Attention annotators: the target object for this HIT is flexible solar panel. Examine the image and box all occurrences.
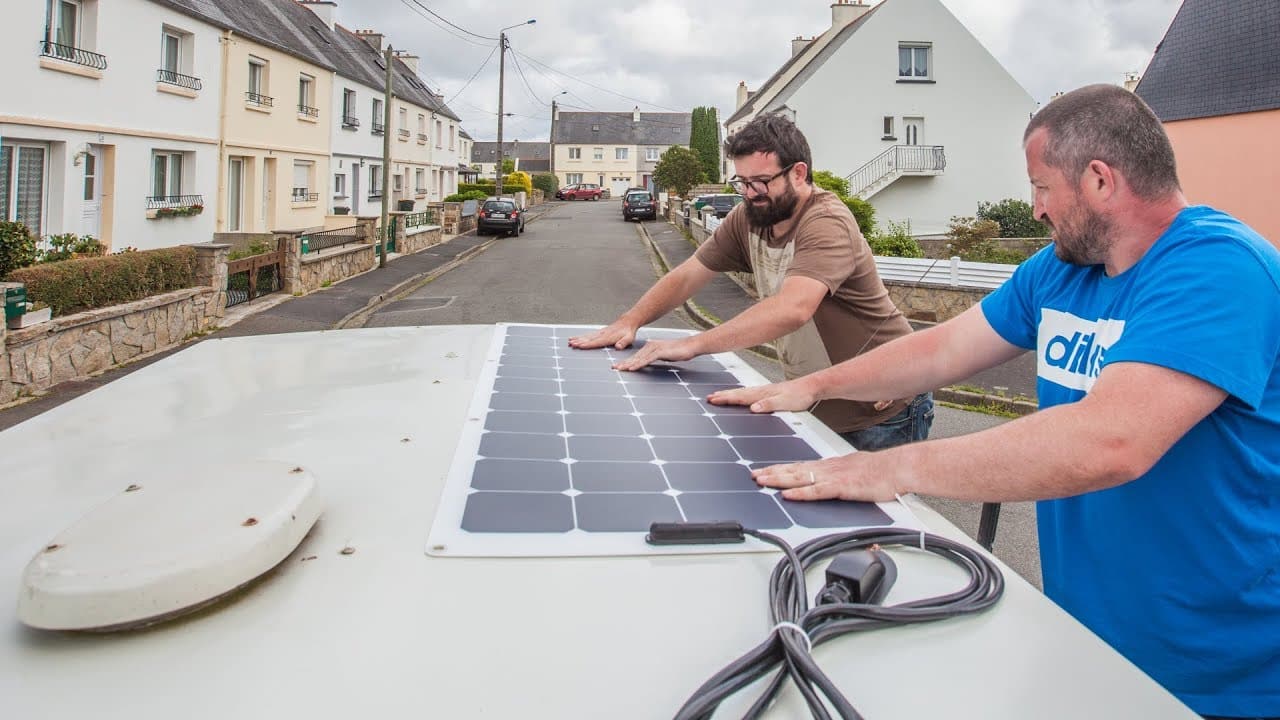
[427,324,919,557]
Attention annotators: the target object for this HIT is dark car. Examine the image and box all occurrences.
[622,190,656,221]
[694,193,744,219]
[476,199,524,236]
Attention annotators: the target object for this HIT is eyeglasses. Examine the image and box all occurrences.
[727,162,797,195]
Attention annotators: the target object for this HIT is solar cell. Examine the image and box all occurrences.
[427,324,919,557]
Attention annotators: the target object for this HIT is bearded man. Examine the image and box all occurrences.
[570,113,932,450]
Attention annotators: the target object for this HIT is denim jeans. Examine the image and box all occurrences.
[838,393,934,451]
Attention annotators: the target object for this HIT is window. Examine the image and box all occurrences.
[371,98,384,134]
[393,173,403,193]
[646,147,660,161]
[298,74,316,116]
[417,114,426,141]
[151,151,184,198]
[568,147,581,159]
[449,125,455,150]
[292,160,313,201]
[435,119,443,148]
[342,89,357,126]
[55,0,81,49]
[162,31,180,74]
[615,148,628,161]
[398,108,408,138]
[333,173,346,198]
[0,144,48,236]
[882,116,896,139]
[898,43,931,79]
[593,147,603,161]
[566,173,583,184]
[248,57,265,95]
[369,165,382,197]
[415,168,425,193]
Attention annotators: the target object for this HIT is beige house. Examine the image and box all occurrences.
[551,106,691,196]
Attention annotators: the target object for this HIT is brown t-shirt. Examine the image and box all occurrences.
[694,188,912,432]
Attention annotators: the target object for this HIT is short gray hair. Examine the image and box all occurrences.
[1024,84,1180,200]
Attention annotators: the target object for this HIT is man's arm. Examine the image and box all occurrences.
[567,257,717,350]
[753,360,1228,504]
[612,275,828,370]
[708,304,1024,411]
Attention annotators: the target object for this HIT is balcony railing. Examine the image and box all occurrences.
[245,91,273,107]
[291,188,319,202]
[398,129,410,138]
[146,194,204,210]
[39,40,108,70]
[156,68,201,90]
[371,121,385,135]
[341,114,360,129]
[298,104,319,117]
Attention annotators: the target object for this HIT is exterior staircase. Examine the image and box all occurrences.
[845,145,946,199]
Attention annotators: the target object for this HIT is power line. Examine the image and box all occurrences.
[445,44,498,102]
[513,50,683,112]
[405,0,496,41]
[396,0,494,48]
[508,50,547,107]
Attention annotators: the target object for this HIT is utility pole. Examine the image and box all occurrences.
[379,44,393,269]
[549,99,556,179]
[495,32,507,196]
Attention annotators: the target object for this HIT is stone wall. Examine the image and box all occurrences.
[299,244,376,293]
[0,243,226,405]
[916,236,1048,260]
[399,225,443,254]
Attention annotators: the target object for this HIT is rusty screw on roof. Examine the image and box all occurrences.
[242,518,259,527]
[290,466,304,474]
[340,546,356,556]
[125,484,142,492]
[44,544,62,553]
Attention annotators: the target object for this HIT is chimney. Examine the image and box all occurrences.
[633,105,641,122]
[1122,71,1141,92]
[830,0,872,30]
[791,35,812,57]
[736,81,749,111]
[395,52,419,74]
[297,1,336,31]
[552,100,560,121]
[354,29,383,53]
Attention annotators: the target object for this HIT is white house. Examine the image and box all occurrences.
[1,0,221,251]
[725,0,1036,235]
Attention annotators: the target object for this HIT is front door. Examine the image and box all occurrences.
[904,117,924,146]
[352,166,361,216]
[80,145,101,238]
[261,157,276,232]
[228,157,244,232]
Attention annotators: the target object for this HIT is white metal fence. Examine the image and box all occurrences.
[873,256,1016,290]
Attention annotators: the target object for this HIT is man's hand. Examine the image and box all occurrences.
[612,338,698,371]
[706,380,816,414]
[568,322,638,350]
[752,454,899,503]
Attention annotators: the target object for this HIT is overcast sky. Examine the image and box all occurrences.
[331,0,1183,142]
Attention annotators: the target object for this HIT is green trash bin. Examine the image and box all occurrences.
[2,283,28,321]
[300,237,310,254]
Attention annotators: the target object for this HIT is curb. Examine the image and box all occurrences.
[334,237,495,329]
[637,219,1038,415]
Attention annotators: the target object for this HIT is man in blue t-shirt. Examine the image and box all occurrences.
[708,84,1279,719]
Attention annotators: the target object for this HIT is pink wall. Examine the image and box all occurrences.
[1164,109,1280,247]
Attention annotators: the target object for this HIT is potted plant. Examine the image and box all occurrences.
[7,301,51,329]
[333,206,351,215]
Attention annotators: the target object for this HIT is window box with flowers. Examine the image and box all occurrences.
[146,195,205,220]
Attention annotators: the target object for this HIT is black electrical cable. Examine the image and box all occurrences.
[671,527,1005,720]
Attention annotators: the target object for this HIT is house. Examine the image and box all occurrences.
[724,0,1036,236]
[551,106,692,197]
[471,141,550,181]
[1134,0,1280,245]
[1,0,224,250]
[458,130,478,184]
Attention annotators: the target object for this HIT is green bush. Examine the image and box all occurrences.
[6,246,197,317]
[868,220,923,258]
[812,170,850,198]
[228,238,273,261]
[531,173,558,194]
[39,234,105,263]
[444,190,489,203]
[977,198,1049,238]
[503,171,533,196]
[842,197,878,238]
[459,182,496,196]
[946,216,1002,256]
[959,240,1031,265]
[0,221,38,276]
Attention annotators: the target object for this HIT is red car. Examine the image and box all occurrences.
[560,183,602,201]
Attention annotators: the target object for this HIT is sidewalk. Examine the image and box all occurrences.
[635,220,1038,414]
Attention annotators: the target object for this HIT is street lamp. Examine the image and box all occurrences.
[496,19,535,196]
[549,90,567,180]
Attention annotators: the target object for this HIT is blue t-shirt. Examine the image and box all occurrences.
[981,206,1280,717]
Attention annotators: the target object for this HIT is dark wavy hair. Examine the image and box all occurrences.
[726,113,814,184]
[1024,84,1180,200]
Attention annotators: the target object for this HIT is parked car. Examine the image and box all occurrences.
[476,199,525,236]
[554,183,579,200]
[693,193,744,219]
[622,190,657,221]
[560,183,603,201]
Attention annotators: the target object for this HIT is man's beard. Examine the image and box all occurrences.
[744,181,799,228]
[1048,199,1113,267]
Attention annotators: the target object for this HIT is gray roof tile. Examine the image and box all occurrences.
[1136,0,1280,121]
[553,112,691,145]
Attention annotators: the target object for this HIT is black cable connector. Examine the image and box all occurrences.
[817,548,897,606]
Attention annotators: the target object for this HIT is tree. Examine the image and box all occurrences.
[811,170,850,198]
[977,198,1049,238]
[653,146,704,198]
[688,106,720,184]
[501,158,515,174]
